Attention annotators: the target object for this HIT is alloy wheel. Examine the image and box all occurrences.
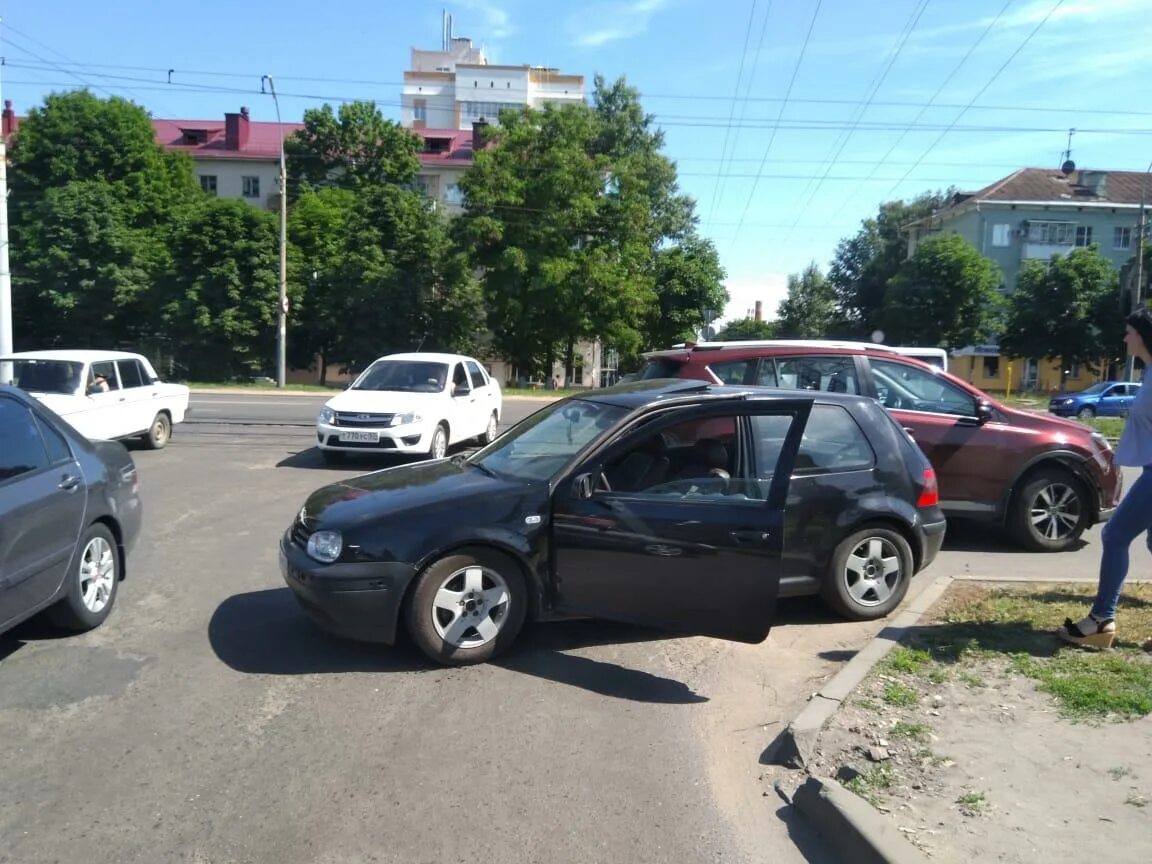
[430,564,511,649]
[79,536,116,614]
[1029,481,1082,541]
[842,537,902,607]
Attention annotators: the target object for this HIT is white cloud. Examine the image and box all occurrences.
[571,0,670,48]
[449,0,516,40]
[717,273,789,327]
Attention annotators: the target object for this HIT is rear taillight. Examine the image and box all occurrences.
[916,468,938,508]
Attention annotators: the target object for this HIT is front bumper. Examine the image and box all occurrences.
[279,534,417,643]
[315,421,430,454]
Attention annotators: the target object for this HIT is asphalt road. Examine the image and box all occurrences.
[1,392,1145,864]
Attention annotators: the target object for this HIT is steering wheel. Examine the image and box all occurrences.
[596,472,612,493]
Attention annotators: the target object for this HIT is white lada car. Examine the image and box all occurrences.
[316,353,502,463]
[0,349,190,449]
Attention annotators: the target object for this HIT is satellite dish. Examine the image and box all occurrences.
[1061,159,1076,176]
[870,330,885,344]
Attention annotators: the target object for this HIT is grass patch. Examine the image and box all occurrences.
[844,764,897,805]
[959,672,986,689]
[928,667,949,684]
[913,583,1152,720]
[186,381,337,392]
[956,790,988,816]
[883,682,919,706]
[890,721,930,741]
[883,647,932,675]
[854,698,880,711]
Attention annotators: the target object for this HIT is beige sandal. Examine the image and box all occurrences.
[1059,615,1117,649]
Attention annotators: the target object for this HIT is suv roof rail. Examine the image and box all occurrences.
[670,339,948,357]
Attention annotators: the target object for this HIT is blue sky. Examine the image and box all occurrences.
[4,0,1152,324]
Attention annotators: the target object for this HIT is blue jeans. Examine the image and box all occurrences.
[1093,465,1152,621]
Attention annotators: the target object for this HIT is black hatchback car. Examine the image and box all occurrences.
[0,385,142,637]
[280,380,946,666]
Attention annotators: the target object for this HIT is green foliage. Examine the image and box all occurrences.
[647,234,728,348]
[715,317,778,341]
[999,246,1121,385]
[286,101,422,196]
[881,233,1004,348]
[160,198,287,380]
[828,190,954,337]
[776,263,836,337]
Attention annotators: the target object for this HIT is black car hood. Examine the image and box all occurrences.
[303,458,527,529]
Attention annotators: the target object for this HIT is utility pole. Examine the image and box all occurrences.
[262,75,288,389]
[0,16,13,357]
[1127,161,1151,382]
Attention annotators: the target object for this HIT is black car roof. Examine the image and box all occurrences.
[573,378,871,410]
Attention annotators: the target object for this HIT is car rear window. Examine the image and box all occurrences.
[795,405,874,472]
[639,358,686,379]
[707,359,753,385]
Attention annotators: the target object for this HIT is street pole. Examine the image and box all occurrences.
[0,16,14,357]
[1126,161,1151,382]
[263,75,288,389]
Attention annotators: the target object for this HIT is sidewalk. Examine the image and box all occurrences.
[771,576,1152,863]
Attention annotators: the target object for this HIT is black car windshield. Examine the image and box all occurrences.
[468,398,629,481]
[1,359,84,395]
[352,360,449,393]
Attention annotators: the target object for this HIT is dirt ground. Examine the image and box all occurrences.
[793,583,1152,863]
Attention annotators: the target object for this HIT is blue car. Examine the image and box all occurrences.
[1048,381,1140,419]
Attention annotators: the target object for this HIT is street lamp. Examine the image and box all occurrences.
[1126,160,1152,382]
[262,75,288,389]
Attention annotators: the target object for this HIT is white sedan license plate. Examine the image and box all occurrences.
[338,430,380,443]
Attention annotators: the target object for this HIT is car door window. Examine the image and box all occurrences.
[773,356,859,394]
[794,405,875,473]
[707,359,753,385]
[90,360,120,391]
[452,363,469,391]
[870,358,975,416]
[465,361,487,390]
[117,359,146,389]
[34,415,73,465]
[0,398,50,481]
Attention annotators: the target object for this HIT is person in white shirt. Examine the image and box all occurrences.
[1061,306,1152,651]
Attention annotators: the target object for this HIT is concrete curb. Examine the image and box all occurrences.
[764,570,955,769]
[791,776,931,864]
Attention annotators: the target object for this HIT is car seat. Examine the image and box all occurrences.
[672,438,731,482]
[605,432,671,492]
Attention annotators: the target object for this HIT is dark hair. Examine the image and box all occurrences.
[1127,306,1152,356]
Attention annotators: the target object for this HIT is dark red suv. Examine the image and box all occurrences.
[640,341,1122,551]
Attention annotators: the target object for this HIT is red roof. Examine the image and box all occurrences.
[413,127,475,167]
[151,116,304,160]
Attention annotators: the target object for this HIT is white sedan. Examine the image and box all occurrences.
[0,349,191,449]
[316,353,502,463]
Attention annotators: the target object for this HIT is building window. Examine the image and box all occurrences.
[992,224,1011,247]
[444,184,463,206]
[413,99,427,122]
[1075,225,1093,247]
[461,101,505,122]
[982,356,1000,378]
[242,176,260,199]
[1114,226,1132,250]
[573,363,584,385]
[1068,361,1081,379]
[1026,221,1075,245]
[199,175,218,195]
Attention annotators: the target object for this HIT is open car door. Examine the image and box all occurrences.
[550,397,812,643]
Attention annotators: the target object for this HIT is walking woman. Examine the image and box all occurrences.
[1061,306,1152,650]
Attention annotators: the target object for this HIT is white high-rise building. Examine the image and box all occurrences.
[401,13,584,131]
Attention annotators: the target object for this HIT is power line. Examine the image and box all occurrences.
[880,0,1067,200]
[706,0,759,226]
[783,0,933,245]
[838,0,1015,213]
[732,0,824,242]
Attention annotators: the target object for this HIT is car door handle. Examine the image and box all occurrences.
[902,427,916,435]
[59,474,81,492]
[730,528,770,544]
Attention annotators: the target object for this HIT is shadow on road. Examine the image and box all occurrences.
[275,447,474,471]
[941,518,1089,554]
[774,802,839,864]
[208,588,708,703]
[0,616,94,665]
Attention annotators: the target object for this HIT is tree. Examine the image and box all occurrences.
[286,101,422,196]
[776,263,837,337]
[159,198,287,380]
[715,318,777,341]
[828,190,954,337]
[8,90,200,348]
[645,234,728,348]
[1000,246,1120,387]
[881,233,1003,348]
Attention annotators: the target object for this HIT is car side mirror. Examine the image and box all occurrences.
[86,384,103,396]
[453,384,472,397]
[572,473,595,500]
[974,399,994,425]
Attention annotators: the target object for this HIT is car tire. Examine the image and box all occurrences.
[47,523,120,631]
[821,526,913,621]
[405,548,527,666]
[478,412,499,445]
[142,412,172,450]
[320,449,345,465]
[428,423,449,460]
[1008,467,1089,552]
[1077,405,1096,420]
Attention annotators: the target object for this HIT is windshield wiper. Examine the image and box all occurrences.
[467,459,499,479]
